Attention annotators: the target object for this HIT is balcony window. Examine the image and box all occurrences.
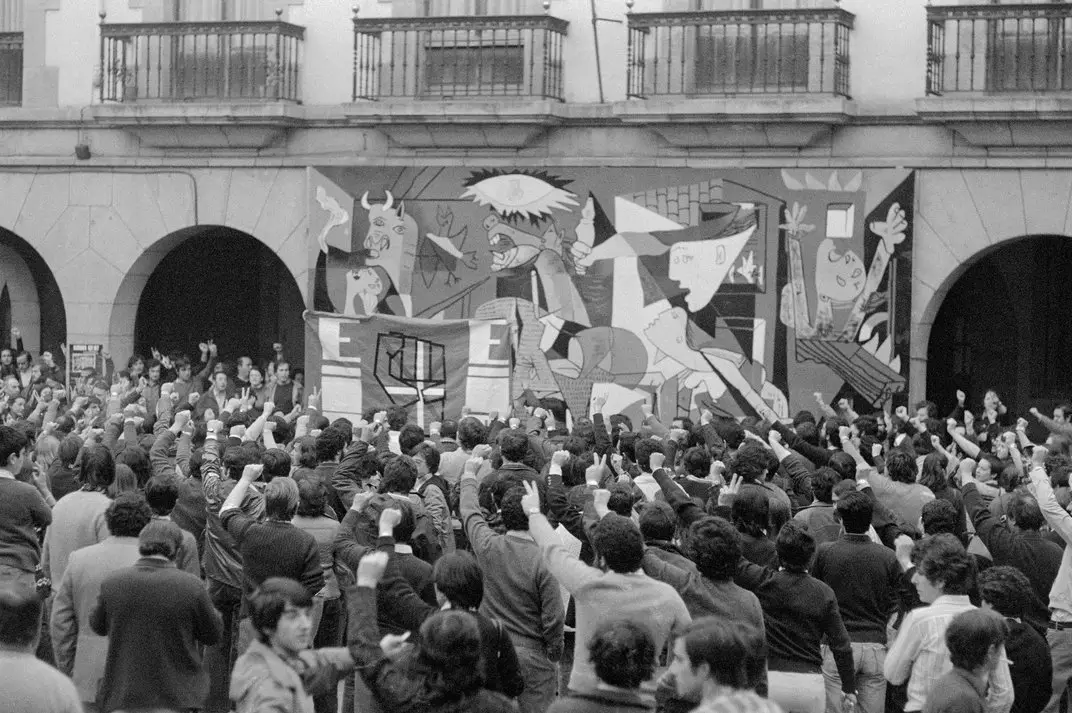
[927,1,1072,94]
[627,0,853,98]
[99,4,303,103]
[353,1,567,100]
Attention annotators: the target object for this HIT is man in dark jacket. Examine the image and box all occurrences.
[90,520,222,713]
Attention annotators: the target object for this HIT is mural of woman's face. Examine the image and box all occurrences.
[814,238,865,304]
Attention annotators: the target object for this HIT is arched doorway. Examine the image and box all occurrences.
[0,227,66,357]
[927,235,1072,416]
[132,226,305,369]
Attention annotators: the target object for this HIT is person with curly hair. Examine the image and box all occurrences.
[977,566,1051,713]
[348,546,516,713]
[921,609,1008,713]
[547,619,657,712]
[884,534,1014,713]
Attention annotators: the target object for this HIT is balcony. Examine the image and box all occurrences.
[0,31,20,106]
[616,5,854,151]
[625,6,853,99]
[919,3,1072,148]
[98,15,304,103]
[926,2,1072,95]
[351,13,568,101]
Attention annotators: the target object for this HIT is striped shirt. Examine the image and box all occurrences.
[884,595,1014,713]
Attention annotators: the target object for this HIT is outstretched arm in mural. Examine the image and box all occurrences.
[839,203,907,341]
[779,203,818,339]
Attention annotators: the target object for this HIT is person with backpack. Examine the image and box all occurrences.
[411,443,454,555]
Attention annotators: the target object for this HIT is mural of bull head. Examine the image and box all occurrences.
[360,190,419,298]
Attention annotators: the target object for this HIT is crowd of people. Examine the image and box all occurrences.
[3,331,1072,713]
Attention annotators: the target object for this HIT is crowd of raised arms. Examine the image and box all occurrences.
[5,333,1072,713]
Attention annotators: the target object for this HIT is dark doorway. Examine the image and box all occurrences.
[134,227,305,369]
[0,227,67,354]
[927,235,1072,417]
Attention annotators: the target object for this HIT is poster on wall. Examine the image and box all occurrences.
[66,344,103,389]
[304,166,915,424]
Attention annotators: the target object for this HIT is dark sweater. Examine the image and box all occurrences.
[547,689,655,712]
[734,560,856,692]
[171,477,208,555]
[0,477,51,572]
[1006,618,1052,713]
[47,461,81,501]
[90,557,222,712]
[221,510,324,609]
[813,533,904,644]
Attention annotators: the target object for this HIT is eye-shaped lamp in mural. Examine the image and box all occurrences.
[461,169,580,222]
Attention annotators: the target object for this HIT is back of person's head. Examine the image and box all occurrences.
[679,618,762,690]
[437,419,457,440]
[295,476,327,518]
[415,610,485,701]
[386,406,408,432]
[977,566,1030,619]
[562,435,588,457]
[116,447,151,489]
[399,424,427,455]
[886,450,918,485]
[687,516,740,581]
[144,476,179,517]
[315,427,346,464]
[682,446,712,479]
[607,486,636,517]
[261,448,291,482]
[592,514,645,573]
[793,410,817,428]
[58,434,83,467]
[835,491,874,534]
[224,444,253,480]
[412,442,441,476]
[919,452,950,492]
[0,585,41,650]
[365,494,416,543]
[775,520,816,572]
[832,478,859,502]
[248,577,313,644]
[108,464,139,498]
[0,424,26,469]
[138,519,184,560]
[457,417,486,451]
[731,442,769,484]
[913,533,974,595]
[617,431,638,463]
[795,420,820,447]
[561,453,589,488]
[731,488,769,537]
[381,455,418,494]
[945,609,1007,672]
[634,438,662,472]
[1007,492,1044,531]
[638,501,676,542]
[827,451,857,481]
[432,551,483,610]
[263,476,300,521]
[105,492,153,537]
[80,442,116,491]
[498,429,528,463]
[498,485,532,532]
[589,619,657,690]
[921,498,959,536]
[812,467,840,504]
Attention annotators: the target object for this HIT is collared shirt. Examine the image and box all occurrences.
[0,467,14,480]
[884,594,1013,713]
[1027,465,1072,621]
[394,543,413,555]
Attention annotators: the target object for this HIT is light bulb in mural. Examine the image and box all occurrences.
[461,169,579,222]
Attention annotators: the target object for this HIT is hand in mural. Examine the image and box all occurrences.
[779,202,815,238]
[870,203,907,252]
[735,252,758,285]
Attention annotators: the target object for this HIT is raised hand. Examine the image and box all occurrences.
[521,480,541,514]
[464,456,484,477]
[308,386,321,411]
[241,464,264,482]
[718,474,742,507]
[586,453,607,484]
[551,450,570,468]
[649,451,666,472]
[356,551,389,588]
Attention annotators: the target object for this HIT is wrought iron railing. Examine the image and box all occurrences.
[926,3,1072,95]
[0,32,21,105]
[98,11,304,103]
[626,6,853,99]
[352,10,568,101]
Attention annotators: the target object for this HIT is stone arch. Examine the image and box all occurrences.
[109,224,307,363]
[910,169,1072,403]
[0,227,67,357]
